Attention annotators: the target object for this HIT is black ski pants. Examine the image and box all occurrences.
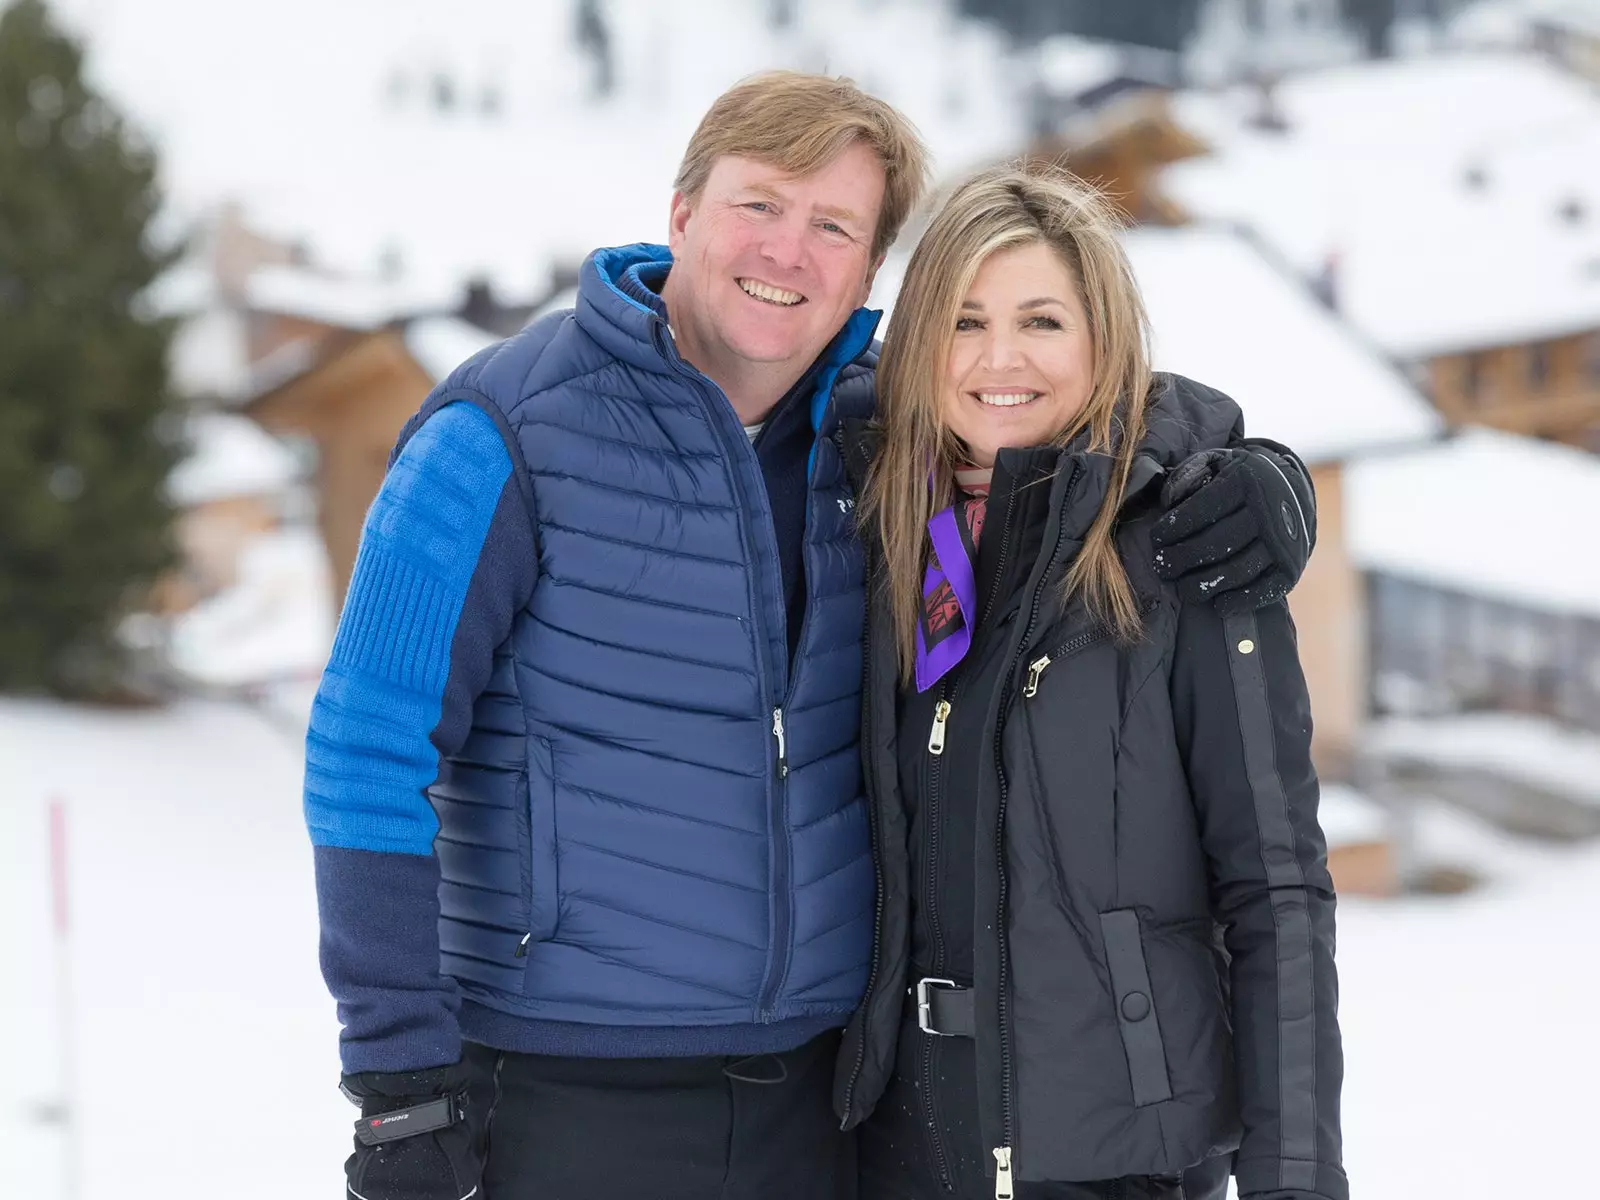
[460,1030,855,1200]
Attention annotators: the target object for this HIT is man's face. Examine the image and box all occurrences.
[665,144,886,387]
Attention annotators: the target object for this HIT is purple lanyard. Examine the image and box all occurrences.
[914,503,980,694]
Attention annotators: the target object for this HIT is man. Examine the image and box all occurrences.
[306,71,1317,1200]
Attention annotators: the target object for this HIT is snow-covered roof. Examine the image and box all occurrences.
[1163,52,1600,359]
[1346,427,1600,619]
[1122,224,1441,464]
[403,317,501,383]
[63,0,1027,299]
[245,265,455,331]
[168,412,300,507]
[169,307,252,401]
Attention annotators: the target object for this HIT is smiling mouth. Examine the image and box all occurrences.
[738,278,806,307]
[972,391,1041,408]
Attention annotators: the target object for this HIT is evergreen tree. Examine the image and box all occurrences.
[0,0,181,696]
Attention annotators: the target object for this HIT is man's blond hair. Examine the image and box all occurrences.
[674,71,930,261]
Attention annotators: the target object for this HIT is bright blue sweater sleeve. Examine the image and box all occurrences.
[304,399,536,1073]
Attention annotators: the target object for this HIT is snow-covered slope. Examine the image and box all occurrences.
[2,689,1598,1197]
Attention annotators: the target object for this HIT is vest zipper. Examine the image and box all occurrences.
[654,321,792,1022]
[772,708,788,777]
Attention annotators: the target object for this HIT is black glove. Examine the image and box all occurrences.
[341,1062,482,1200]
[1151,439,1316,617]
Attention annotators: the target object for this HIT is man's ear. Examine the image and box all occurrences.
[667,190,694,254]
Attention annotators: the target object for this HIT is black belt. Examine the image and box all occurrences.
[915,977,975,1038]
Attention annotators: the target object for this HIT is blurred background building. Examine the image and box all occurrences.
[3,2,1598,1197]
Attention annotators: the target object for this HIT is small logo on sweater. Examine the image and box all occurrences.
[838,498,854,514]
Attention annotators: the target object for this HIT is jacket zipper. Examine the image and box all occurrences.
[987,463,1078,1195]
[1023,597,1160,698]
[920,681,957,1192]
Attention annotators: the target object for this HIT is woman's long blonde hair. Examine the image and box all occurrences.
[863,161,1154,683]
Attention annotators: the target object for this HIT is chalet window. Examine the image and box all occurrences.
[1528,343,1552,393]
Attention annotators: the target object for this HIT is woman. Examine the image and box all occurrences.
[833,164,1347,1200]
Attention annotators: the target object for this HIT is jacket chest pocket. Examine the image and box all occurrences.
[1015,642,1124,899]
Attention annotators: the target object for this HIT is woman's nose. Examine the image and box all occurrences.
[979,329,1025,372]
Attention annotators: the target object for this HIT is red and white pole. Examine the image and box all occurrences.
[48,797,79,1200]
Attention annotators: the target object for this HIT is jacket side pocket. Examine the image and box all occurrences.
[1100,908,1174,1107]
[524,734,561,943]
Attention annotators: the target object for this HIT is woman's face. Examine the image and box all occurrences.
[940,241,1095,468]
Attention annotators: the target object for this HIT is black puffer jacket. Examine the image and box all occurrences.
[834,375,1347,1200]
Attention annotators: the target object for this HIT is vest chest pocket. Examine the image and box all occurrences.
[521,734,562,951]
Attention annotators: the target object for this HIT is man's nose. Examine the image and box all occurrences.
[758,214,808,271]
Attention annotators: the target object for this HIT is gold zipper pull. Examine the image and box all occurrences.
[927,699,952,755]
[993,1146,1014,1200]
[1023,654,1052,698]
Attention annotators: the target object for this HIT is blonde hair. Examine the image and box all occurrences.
[864,161,1154,683]
[674,71,930,261]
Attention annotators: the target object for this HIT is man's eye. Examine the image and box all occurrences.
[746,201,773,213]
[820,221,845,235]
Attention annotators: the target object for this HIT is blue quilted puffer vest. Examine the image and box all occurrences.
[418,244,879,1032]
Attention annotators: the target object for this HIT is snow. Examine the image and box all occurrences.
[166,526,335,689]
[55,0,1026,296]
[1163,52,1600,359]
[166,412,300,508]
[245,264,456,331]
[1122,224,1441,463]
[1319,783,1393,848]
[403,316,502,384]
[167,306,252,401]
[3,691,1597,1198]
[1346,427,1600,620]
[1368,713,1600,808]
[1033,36,1127,96]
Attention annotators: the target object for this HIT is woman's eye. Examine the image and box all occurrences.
[955,316,982,332]
[1026,315,1063,330]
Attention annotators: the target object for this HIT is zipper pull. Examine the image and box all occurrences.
[1023,654,1052,699]
[514,932,531,959]
[772,708,788,778]
[928,699,952,755]
[993,1146,1014,1200]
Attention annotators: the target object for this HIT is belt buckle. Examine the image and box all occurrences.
[916,976,958,1035]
